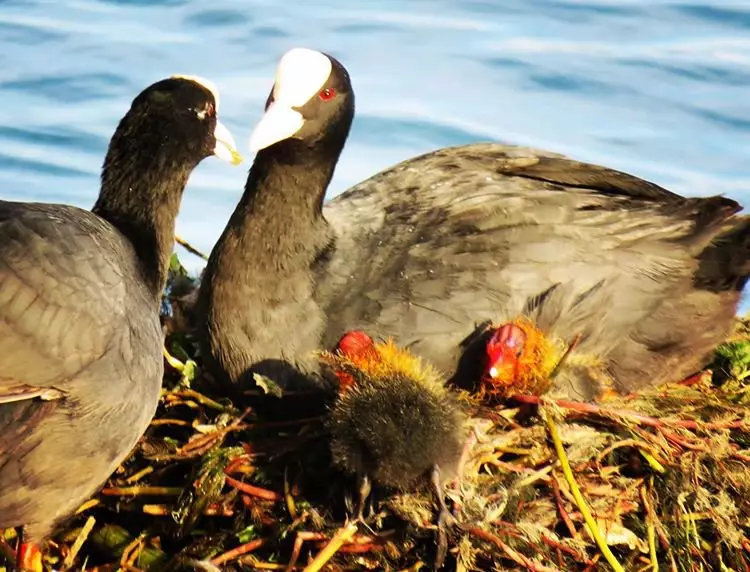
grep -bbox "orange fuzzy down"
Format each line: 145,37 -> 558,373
17,542 -> 43,572
322,331 -> 441,392
480,316 -> 564,399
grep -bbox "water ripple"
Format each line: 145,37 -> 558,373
0,21 -> 63,44
353,115 -> 488,149
0,0 -> 746,264
619,58 -> 750,87
690,106 -> 750,132
1,73 -> 129,103
537,0 -> 644,20
0,153 -> 90,178
527,71 -> 632,97
673,3 -> 750,30
0,125 -> 104,149
183,8 -> 250,28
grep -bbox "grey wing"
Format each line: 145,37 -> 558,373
0,203 -> 127,457
316,143 -> 736,377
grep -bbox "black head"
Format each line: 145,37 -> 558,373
248,48 -> 355,155
94,76 -> 241,298
105,75 -> 242,173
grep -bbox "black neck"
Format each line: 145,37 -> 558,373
210,140 -> 340,277
92,157 -> 193,299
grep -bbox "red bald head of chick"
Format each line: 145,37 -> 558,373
484,323 -> 527,383
336,330 -> 377,359
480,317 -> 562,399
332,330 -> 378,391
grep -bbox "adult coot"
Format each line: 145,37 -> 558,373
197,47 -> 750,400
0,75 -> 241,569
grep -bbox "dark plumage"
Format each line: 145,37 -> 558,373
322,330 -> 465,569
326,331 -> 465,489
332,379 -> 462,487
197,48 -> 354,393
0,76 -> 240,560
197,47 -> 750,401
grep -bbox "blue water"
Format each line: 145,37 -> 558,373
1,0 -> 749,282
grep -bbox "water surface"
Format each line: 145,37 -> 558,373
0,0 -> 748,280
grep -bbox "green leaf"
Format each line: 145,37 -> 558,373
253,373 -> 284,398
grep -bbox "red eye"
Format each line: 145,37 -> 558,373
319,88 -> 336,101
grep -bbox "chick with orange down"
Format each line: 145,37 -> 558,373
478,316 -> 566,399
321,330 -> 466,570
472,308 -> 632,403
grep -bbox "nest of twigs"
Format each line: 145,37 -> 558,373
2,250 -> 749,572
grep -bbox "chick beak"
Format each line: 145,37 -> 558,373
212,120 -> 243,165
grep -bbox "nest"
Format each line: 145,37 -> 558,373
2,251 -> 749,572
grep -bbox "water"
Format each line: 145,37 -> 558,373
1,0 -> 749,278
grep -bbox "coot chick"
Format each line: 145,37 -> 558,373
0,76 -> 240,570
475,316 -> 566,399
321,330 -> 466,569
198,47 -> 750,402
467,308 -> 609,401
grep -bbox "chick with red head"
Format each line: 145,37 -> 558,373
321,330 -> 466,569
479,316 -> 565,399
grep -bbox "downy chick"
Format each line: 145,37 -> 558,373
321,330 -> 466,569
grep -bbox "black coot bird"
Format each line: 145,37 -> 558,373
0,76 -> 241,570
197,47 -> 750,401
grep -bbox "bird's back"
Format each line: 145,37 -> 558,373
0,200 -> 163,538
315,143 -> 744,398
